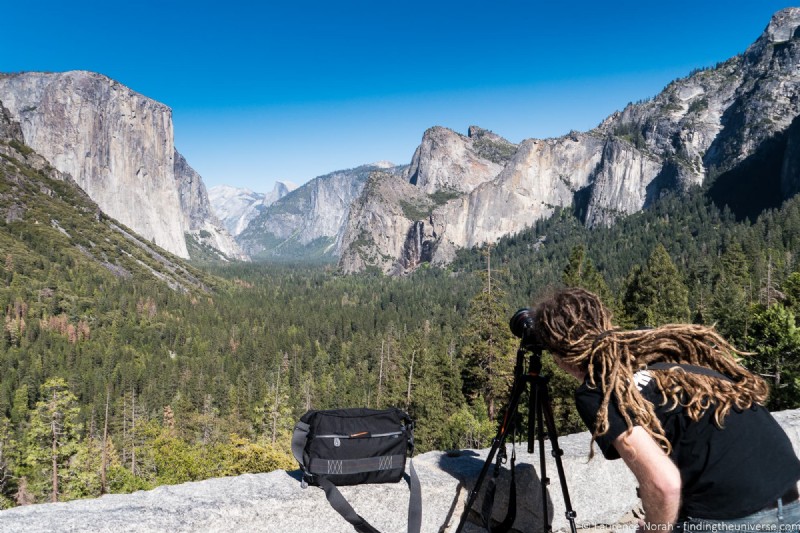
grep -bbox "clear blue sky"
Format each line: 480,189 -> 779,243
1,1 -> 796,193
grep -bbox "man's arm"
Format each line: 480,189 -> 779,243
613,426 -> 682,529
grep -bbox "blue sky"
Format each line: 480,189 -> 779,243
2,1 -> 796,193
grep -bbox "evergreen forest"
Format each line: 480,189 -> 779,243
2,145 -> 800,508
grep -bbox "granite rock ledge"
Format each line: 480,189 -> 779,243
1,410 -> 799,533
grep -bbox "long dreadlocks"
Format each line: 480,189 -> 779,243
531,288 -> 769,454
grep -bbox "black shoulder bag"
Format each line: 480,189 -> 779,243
291,407 -> 422,533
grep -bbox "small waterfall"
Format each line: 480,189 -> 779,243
398,220 -> 433,272
415,221 -> 423,257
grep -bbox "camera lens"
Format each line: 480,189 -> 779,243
509,308 -> 535,339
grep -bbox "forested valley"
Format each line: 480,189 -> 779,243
2,177 -> 800,508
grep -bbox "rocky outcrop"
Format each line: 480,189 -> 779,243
340,8 -> 800,274
174,151 -> 247,261
433,133 -> 605,253
2,410 -> 798,533
0,100 -> 75,188
0,71 -> 236,261
239,163 -> 404,261
406,126 -> 512,195
209,181 -> 296,237
598,9 -> 800,184
0,99 -> 23,142
583,138 -> 670,227
0,71 -> 189,257
339,171 -> 437,274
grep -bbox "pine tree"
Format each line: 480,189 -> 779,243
0,418 -> 15,509
745,303 -> 800,410
404,328 -> 464,452
711,242 -> 752,340
783,271 -> 800,311
10,385 -> 29,430
622,244 -> 690,327
460,247 -> 516,422
561,244 -> 616,309
24,378 -> 80,503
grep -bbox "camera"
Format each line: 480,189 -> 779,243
509,308 -> 542,352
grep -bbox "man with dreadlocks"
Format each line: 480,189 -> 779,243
531,288 -> 800,531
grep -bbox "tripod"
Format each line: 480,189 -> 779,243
455,341 -> 578,533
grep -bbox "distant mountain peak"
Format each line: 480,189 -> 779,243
208,181 -> 298,237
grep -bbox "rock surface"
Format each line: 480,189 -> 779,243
338,171 -> 437,274
3,409 -> 799,533
0,102 -> 211,293
406,126 -> 511,195
0,100 -> 23,142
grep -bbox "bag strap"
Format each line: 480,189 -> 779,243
480,447 -> 516,533
291,420 -> 311,482
317,458 -> 422,533
646,362 -> 735,382
408,458 -> 422,533
318,477 -> 381,533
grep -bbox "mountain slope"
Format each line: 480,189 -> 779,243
175,151 -> 248,261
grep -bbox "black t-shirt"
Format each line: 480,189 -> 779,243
574,368 -> 800,519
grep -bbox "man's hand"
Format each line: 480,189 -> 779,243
613,426 -> 681,530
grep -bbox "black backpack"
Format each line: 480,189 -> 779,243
291,407 -> 422,533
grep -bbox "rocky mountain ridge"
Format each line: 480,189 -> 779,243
237,162 -> 405,261
337,7 -> 800,274
7,9 -> 799,271
208,181 -> 297,237
0,71 -> 243,261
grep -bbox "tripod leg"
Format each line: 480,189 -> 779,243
454,375 -> 527,533
533,380 -> 551,533
538,379 -> 578,533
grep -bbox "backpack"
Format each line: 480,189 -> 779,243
291,407 -> 422,533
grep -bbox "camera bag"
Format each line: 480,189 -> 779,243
291,407 -> 422,533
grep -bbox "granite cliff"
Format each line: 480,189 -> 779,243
407,125 -> 515,195
339,8 -> 800,274
0,71 -> 243,261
